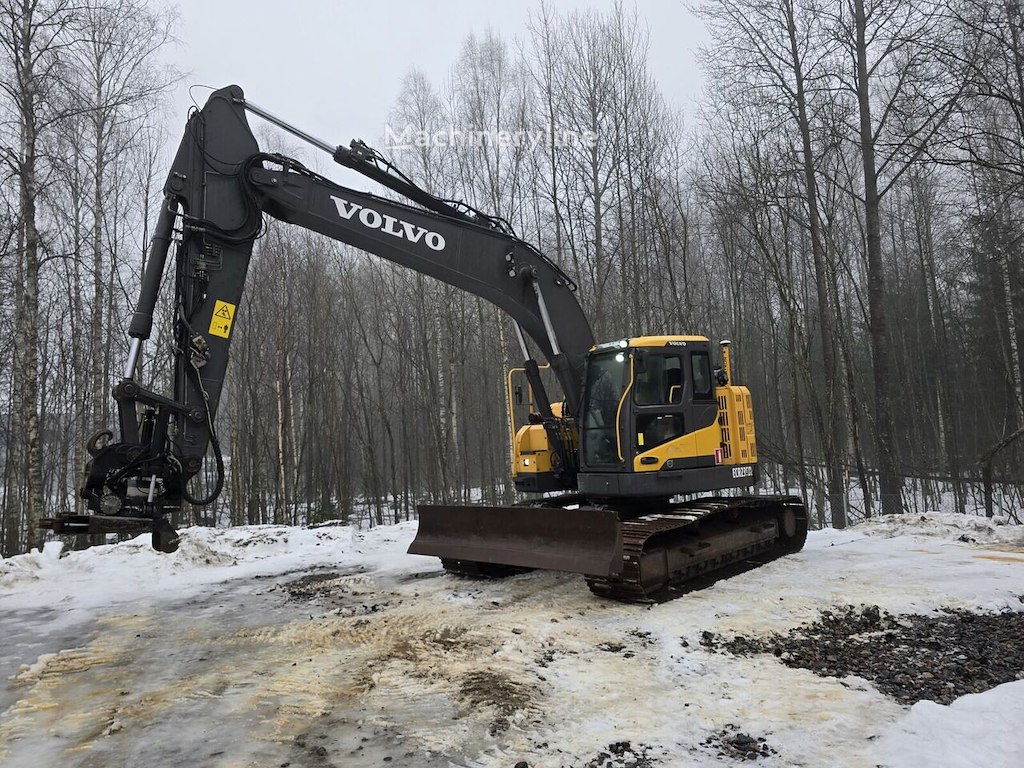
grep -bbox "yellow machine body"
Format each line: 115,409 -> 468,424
508,336 -> 758,497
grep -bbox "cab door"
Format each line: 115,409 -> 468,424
632,349 -> 718,463
632,353 -> 687,458
580,350 -> 631,469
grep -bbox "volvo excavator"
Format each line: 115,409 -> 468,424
40,86 -> 807,602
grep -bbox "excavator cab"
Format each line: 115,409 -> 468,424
575,336 -> 758,498
507,336 -> 759,500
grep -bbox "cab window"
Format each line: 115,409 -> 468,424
582,351 -> 629,465
692,352 -> 713,399
634,354 -> 685,452
637,413 -> 683,450
633,355 -> 683,405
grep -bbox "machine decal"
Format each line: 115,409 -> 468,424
209,300 -> 236,338
330,194 -> 447,251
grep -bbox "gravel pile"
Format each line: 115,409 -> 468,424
700,604 -> 1024,705
277,568 -> 397,616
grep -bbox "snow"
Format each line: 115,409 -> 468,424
0,523 -> 381,625
1,513 -> 1023,767
876,680 -> 1024,768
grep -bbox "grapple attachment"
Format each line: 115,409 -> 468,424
408,504 -> 623,576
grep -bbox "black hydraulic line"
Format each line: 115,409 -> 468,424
333,144 -> 474,223
523,359 -> 554,419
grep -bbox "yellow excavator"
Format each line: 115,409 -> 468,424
41,86 -> 807,602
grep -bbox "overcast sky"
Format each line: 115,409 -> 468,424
164,0 -> 708,161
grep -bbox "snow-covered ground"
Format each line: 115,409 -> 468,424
1,513 -> 1023,767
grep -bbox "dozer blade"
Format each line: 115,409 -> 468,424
409,504 -> 623,576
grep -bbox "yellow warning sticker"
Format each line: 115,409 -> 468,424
209,300 -> 236,339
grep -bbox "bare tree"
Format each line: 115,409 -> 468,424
0,0 -> 80,552
827,0 -> 965,514
65,0 -> 176,430
696,0 -> 851,526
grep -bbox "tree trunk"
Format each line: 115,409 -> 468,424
785,0 -> 847,527
13,1 -> 45,549
854,0 -> 902,515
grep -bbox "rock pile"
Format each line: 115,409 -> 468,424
512,741 -> 658,768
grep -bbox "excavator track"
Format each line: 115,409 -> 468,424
584,495 -> 808,602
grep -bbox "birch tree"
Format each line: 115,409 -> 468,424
0,0 -> 79,552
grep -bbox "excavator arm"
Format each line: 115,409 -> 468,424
44,85 -> 593,550
250,158 -> 594,404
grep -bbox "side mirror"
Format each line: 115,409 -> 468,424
714,366 -> 728,386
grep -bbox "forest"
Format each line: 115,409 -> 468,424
1,0 -> 1023,556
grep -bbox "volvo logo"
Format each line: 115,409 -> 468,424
330,195 -> 446,251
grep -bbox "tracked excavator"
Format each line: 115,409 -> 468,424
40,86 -> 807,602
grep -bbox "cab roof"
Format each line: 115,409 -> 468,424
590,335 -> 709,352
